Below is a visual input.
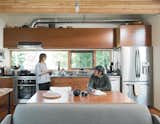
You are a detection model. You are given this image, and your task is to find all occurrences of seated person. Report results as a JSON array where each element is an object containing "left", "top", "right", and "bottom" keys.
[{"left": 88, "top": 65, "right": 111, "bottom": 91}]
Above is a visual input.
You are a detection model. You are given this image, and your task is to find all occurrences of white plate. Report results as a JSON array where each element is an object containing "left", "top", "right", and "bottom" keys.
[{"left": 43, "top": 91, "right": 61, "bottom": 99}]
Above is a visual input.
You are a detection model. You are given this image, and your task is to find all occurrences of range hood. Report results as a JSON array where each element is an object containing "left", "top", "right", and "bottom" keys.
[{"left": 17, "top": 42, "right": 42, "bottom": 49}]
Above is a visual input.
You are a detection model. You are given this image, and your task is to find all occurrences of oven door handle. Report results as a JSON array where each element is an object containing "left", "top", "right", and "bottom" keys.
[{"left": 17, "top": 84, "right": 36, "bottom": 87}]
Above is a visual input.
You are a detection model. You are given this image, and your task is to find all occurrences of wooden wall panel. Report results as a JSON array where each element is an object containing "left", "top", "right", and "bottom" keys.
[{"left": 4, "top": 28, "right": 115, "bottom": 49}]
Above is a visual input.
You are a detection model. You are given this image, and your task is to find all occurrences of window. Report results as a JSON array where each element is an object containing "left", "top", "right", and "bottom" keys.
[
  {"left": 11, "top": 51, "right": 68, "bottom": 70},
  {"left": 11, "top": 50, "right": 112, "bottom": 71},
  {"left": 96, "top": 50, "right": 112, "bottom": 67},
  {"left": 71, "top": 51, "right": 93, "bottom": 69}
]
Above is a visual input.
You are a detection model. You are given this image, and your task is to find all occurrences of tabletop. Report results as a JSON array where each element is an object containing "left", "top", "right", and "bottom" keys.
[
  {"left": 27, "top": 91, "right": 134, "bottom": 104},
  {"left": 0, "top": 88, "right": 13, "bottom": 98}
]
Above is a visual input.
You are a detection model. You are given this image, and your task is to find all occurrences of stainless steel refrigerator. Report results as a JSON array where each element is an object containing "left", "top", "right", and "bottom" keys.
[{"left": 121, "top": 47, "right": 153, "bottom": 106}]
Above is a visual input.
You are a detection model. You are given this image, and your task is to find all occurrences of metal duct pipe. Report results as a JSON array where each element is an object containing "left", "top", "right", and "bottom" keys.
[{"left": 30, "top": 18, "right": 142, "bottom": 28}]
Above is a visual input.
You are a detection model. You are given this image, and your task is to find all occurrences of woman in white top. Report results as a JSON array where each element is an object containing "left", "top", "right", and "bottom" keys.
[{"left": 35, "top": 53, "right": 52, "bottom": 90}]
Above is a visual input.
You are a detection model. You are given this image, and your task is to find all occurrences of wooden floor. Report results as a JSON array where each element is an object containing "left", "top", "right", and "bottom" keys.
[{"left": 149, "top": 108, "right": 160, "bottom": 116}]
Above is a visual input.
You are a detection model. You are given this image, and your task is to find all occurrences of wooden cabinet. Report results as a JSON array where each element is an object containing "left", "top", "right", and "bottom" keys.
[
  {"left": 0, "top": 78, "right": 14, "bottom": 88},
  {"left": 120, "top": 25, "right": 151, "bottom": 46},
  {"left": 4, "top": 28, "right": 115, "bottom": 49},
  {"left": 51, "top": 76, "right": 120, "bottom": 91},
  {"left": 51, "top": 77, "right": 89, "bottom": 90}
]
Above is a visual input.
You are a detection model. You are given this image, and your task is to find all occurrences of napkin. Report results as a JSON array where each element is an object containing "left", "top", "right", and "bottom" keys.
[
  {"left": 92, "top": 90, "right": 106, "bottom": 96},
  {"left": 50, "top": 86, "right": 72, "bottom": 95}
]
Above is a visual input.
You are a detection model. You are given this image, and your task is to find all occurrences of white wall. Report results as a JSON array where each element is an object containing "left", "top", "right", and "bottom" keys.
[{"left": 143, "top": 15, "right": 160, "bottom": 110}]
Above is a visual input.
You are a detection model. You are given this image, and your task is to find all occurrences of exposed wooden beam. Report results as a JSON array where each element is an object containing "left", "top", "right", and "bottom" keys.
[{"left": 0, "top": 0, "right": 159, "bottom": 14}]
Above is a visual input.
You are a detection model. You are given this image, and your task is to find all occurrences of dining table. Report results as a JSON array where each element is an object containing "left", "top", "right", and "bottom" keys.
[{"left": 27, "top": 90, "right": 134, "bottom": 104}]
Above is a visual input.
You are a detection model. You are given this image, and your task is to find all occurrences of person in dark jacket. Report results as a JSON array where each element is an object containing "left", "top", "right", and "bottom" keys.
[{"left": 88, "top": 65, "right": 111, "bottom": 91}]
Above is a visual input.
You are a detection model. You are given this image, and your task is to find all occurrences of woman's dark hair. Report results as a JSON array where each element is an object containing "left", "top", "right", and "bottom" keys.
[
  {"left": 39, "top": 53, "right": 47, "bottom": 62},
  {"left": 95, "top": 65, "right": 105, "bottom": 75}
]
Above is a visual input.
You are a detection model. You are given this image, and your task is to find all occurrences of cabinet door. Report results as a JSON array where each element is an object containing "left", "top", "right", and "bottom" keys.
[
  {"left": 109, "top": 77, "right": 120, "bottom": 92},
  {"left": 51, "top": 78, "right": 72, "bottom": 87},
  {"left": 51, "top": 77, "right": 89, "bottom": 90},
  {"left": 120, "top": 25, "right": 151, "bottom": 46}
]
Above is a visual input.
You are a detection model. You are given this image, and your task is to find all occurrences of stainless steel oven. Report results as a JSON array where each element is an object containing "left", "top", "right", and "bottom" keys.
[{"left": 15, "top": 76, "right": 36, "bottom": 104}]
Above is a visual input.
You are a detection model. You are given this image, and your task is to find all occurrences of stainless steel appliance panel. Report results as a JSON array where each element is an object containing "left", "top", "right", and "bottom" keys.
[
  {"left": 121, "top": 47, "right": 153, "bottom": 83},
  {"left": 123, "top": 82, "right": 152, "bottom": 106},
  {"left": 14, "top": 76, "right": 36, "bottom": 104},
  {"left": 135, "top": 47, "right": 153, "bottom": 82},
  {"left": 121, "top": 47, "right": 136, "bottom": 82},
  {"left": 121, "top": 47, "right": 153, "bottom": 106}
]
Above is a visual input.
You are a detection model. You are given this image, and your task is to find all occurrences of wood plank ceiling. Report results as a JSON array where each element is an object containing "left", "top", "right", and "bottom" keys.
[{"left": 0, "top": 0, "right": 160, "bottom": 14}]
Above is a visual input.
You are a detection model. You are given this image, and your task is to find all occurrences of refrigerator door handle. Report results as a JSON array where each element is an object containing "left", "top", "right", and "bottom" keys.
[
  {"left": 135, "top": 49, "right": 141, "bottom": 78},
  {"left": 137, "top": 50, "right": 141, "bottom": 77},
  {"left": 132, "top": 85, "right": 137, "bottom": 97},
  {"left": 135, "top": 49, "right": 138, "bottom": 77}
]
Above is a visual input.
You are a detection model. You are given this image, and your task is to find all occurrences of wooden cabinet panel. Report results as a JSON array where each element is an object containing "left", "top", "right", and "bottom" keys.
[
  {"left": 120, "top": 25, "right": 151, "bottom": 46},
  {"left": 51, "top": 77, "right": 120, "bottom": 91},
  {"left": 51, "top": 77, "right": 89, "bottom": 90},
  {"left": 0, "top": 78, "right": 13, "bottom": 88},
  {"left": 4, "top": 28, "right": 115, "bottom": 49}
]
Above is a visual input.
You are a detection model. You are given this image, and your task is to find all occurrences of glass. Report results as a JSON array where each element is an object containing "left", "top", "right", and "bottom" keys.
[
  {"left": 11, "top": 51, "right": 68, "bottom": 70},
  {"left": 71, "top": 51, "right": 93, "bottom": 69},
  {"left": 96, "top": 50, "right": 112, "bottom": 67}
]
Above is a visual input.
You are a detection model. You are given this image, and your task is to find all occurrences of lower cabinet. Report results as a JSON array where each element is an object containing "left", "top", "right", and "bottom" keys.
[
  {"left": 51, "top": 77, "right": 89, "bottom": 91},
  {"left": 51, "top": 76, "right": 121, "bottom": 92},
  {"left": 109, "top": 76, "right": 121, "bottom": 92}
]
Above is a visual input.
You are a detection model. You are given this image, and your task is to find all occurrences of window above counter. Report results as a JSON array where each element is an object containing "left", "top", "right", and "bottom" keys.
[{"left": 11, "top": 50, "right": 112, "bottom": 71}]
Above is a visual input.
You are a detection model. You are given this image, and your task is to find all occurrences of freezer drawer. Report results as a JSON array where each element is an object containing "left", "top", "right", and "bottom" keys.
[{"left": 122, "top": 83, "right": 152, "bottom": 106}]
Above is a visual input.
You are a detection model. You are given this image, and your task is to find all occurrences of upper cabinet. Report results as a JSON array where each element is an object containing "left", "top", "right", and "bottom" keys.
[
  {"left": 119, "top": 25, "right": 151, "bottom": 46},
  {"left": 4, "top": 28, "right": 115, "bottom": 49}
]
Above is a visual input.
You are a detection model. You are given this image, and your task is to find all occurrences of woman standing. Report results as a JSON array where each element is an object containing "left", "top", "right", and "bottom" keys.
[{"left": 35, "top": 53, "right": 52, "bottom": 90}]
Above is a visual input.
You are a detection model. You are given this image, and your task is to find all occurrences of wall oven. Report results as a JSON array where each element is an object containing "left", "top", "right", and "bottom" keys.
[{"left": 14, "top": 76, "right": 36, "bottom": 104}]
